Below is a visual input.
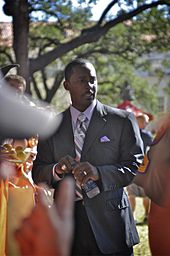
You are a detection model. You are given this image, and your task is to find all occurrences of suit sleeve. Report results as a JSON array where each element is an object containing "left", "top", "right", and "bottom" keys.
[{"left": 32, "top": 137, "right": 57, "bottom": 188}]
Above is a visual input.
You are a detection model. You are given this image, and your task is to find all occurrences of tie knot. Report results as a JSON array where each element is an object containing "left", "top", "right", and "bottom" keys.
[{"left": 77, "top": 113, "right": 87, "bottom": 123}]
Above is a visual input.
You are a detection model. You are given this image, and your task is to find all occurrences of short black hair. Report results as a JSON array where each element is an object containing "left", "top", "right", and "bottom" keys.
[{"left": 64, "top": 58, "right": 91, "bottom": 81}]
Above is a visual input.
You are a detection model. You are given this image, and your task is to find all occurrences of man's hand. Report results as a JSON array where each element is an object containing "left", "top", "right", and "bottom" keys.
[
  {"left": 72, "top": 162, "right": 99, "bottom": 187},
  {"left": 55, "top": 155, "right": 75, "bottom": 175}
]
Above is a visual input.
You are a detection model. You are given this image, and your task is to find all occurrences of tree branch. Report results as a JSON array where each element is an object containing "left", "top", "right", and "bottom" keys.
[
  {"left": 29, "top": 0, "right": 170, "bottom": 74},
  {"left": 31, "top": 75, "right": 43, "bottom": 100},
  {"left": 98, "top": 0, "right": 118, "bottom": 25}
]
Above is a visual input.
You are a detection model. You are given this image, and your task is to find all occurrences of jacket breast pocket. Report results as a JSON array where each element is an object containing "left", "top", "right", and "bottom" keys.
[{"left": 91, "top": 139, "right": 119, "bottom": 164}]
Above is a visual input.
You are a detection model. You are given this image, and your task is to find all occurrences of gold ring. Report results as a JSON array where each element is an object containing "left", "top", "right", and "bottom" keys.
[
  {"left": 61, "top": 164, "right": 67, "bottom": 171},
  {"left": 83, "top": 171, "right": 87, "bottom": 176}
]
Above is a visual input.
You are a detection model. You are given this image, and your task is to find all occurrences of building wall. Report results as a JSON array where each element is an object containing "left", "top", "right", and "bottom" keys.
[{"left": 136, "top": 51, "right": 170, "bottom": 113}]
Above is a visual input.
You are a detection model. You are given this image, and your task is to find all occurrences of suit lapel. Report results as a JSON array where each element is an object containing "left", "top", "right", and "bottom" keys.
[
  {"left": 58, "top": 109, "right": 75, "bottom": 157},
  {"left": 81, "top": 101, "right": 107, "bottom": 159},
  {"left": 59, "top": 102, "right": 108, "bottom": 159}
]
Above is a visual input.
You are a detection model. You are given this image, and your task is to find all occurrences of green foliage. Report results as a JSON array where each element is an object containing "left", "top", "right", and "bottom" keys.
[
  {"left": 29, "top": 0, "right": 93, "bottom": 24},
  {"left": 135, "top": 8, "right": 170, "bottom": 52},
  {"left": 133, "top": 198, "right": 151, "bottom": 256},
  {"left": 70, "top": 26, "right": 158, "bottom": 113},
  {"left": 1, "top": 0, "right": 170, "bottom": 115}
]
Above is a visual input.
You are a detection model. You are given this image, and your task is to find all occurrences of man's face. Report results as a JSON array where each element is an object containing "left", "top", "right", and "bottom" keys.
[{"left": 64, "top": 63, "right": 97, "bottom": 112}]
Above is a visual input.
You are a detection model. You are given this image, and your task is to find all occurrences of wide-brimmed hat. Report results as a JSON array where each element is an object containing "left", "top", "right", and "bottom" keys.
[{"left": 0, "top": 64, "right": 20, "bottom": 78}]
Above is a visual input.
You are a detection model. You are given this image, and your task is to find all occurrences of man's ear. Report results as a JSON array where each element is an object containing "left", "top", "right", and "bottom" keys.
[{"left": 63, "top": 80, "right": 69, "bottom": 91}]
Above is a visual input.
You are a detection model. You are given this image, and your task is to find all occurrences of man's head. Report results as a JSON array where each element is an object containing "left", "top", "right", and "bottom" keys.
[
  {"left": 63, "top": 58, "right": 97, "bottom": 112},
  {"left": 5, "top": 74, "right": 26, "bottom": 94}
]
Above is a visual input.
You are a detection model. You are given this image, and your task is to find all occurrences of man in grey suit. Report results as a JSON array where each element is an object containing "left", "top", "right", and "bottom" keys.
[{"left": 32, "top": 58, "right": 144, "bottom": 255}]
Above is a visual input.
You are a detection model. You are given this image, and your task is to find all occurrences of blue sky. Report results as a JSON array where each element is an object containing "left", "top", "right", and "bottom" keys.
[
  {"left": 0, "top": 0, "right": 113, "bottom": 22},
  {"left": 0, "top": 1, "right": 12, "bottom": 21}
]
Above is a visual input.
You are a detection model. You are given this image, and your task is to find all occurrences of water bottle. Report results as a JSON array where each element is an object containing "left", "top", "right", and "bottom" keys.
[{"left": 83, "top": 179, "right": 100, "bottom": 198}]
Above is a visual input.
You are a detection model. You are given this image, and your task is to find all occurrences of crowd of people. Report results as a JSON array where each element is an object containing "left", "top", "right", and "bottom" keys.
[{"left": 0, "top": 59, "right": 170, "bottom": 256}]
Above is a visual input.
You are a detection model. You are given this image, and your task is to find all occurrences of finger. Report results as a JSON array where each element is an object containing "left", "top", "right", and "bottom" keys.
[
  {"left": 81, "top": 171, "right": 90, "bottom": 186},
  {"left": 59, "top": 159, "right": 71, "bottom": 173},
  {"left": 72, "top": 163, "right": 82, "bottom": 176},
  {"left": 60, "top": 164, "right": 67, "bottom": 172},
  {"left": 62, "top": 156, "right": 75, "bottom": 172},
  {"left": 76, "top": 170, "right": 87, "bottom": 186},
  {"left": 72, "top": 163, "right": 88, "bottom": 180}
]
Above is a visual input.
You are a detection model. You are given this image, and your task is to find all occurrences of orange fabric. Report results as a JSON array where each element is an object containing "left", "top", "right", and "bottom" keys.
[
  {"left": 0, "top": 179, "right": 9, "bottom": 256},
  {"left": 7, "top": 186, "right": 35, "bottom": 255},
  {"left": 137, "top": 154, "right": 149, "bottom": 173},
  {"left": 133, "top": 117, "right": 170, "bottom": 206},
  {"left": 149, "top": 201, "right": 170, "bottom": 255},
  {"left": 0, "top": 170, "right": 36, "bottom": 255},
  {"left": 0, "top": 138, "right": 38, "bottom": 255}
]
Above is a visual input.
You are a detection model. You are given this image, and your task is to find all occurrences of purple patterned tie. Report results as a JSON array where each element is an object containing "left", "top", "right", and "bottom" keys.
[
  {"left": 74, "top": 113, "right": 87, "bottom": 161},
  {"left": 74, "top": 113, "right": 88, "bottom": 199}
]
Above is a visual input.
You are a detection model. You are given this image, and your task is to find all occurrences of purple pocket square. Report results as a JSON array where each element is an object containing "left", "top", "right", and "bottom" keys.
[{"left": 100, "top": 136, "right": 110, "bottom": 142}]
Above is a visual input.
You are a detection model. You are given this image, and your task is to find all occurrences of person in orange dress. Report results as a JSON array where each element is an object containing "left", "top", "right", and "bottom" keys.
[
  {"left": 0, "top": 74, "right": 38, "bottom": 255},
  {"left": 15, "top": 177, "right": 74, "bottom": 256}
]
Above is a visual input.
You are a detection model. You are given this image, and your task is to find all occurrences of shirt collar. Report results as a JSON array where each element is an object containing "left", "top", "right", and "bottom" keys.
[{"left": 70, "top": 99, "right": 96, "bottom": 125}]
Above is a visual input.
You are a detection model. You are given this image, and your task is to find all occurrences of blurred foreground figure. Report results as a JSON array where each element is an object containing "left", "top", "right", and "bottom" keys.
[
  {"left": 134, "top": 114, "right": 170, "bottom": 255},
  {"left": 15, "top": 177, "right": 74, "bottom": 256},
  {"left": 0, "top": 73, "right": 38, "bottom": 181},
  {"left": 0, "top": 69, "right": 60, "bottom": 143},
  {"left": 127, "top": 114, "right": 153, "bottom": 223},
  {"left": 134, "top": 114, "right": 170, "bottom": 206},
  {"left": 0, "top": 67, "right": 61, "bottom": 255}
]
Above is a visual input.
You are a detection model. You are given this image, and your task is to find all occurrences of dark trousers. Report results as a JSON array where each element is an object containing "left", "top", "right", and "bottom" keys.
[{"left": 71, "top": 201, "right": 134, "bottom": 256}]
